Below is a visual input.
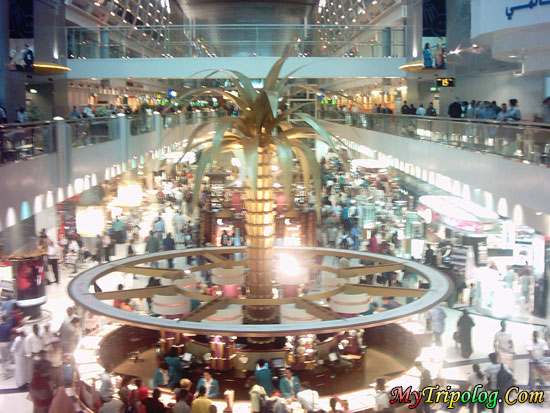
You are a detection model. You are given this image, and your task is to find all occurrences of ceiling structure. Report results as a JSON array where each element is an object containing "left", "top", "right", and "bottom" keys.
[{"left": 178, "top": 0, "right": 316, "bottom": 25}]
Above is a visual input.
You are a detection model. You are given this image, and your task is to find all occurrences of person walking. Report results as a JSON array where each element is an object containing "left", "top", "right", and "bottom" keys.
[
  {"left": 154, "top": 216, "right": 166, "bottom": 239},
  {"left": 47, "top": 240, "right": 61, "bottom": 284},
  {"left": 29, "top": 370, "right": 53, "bottom": 413},
  {"left": 485, "top": 352, "right": 513, "bottom": 413},
  {"left": 10, "top": 328, "right": 28, "bottom": 388},
  {"left": 424, "top": 244, "right": 435, "bottom": 266},
  {"left": 526, "top": 330, "right": 549, "bottom": 387},
  {"left": 493, "top": 320, "right": 514, "bottom": 369},
  {"left": 427, "top": 307, "right": 446, "bottom": 346},
  {"left": 163, "top": 233, "right": 176, "bottom": 269},
  {"left": 0, "top": 315, "right": 14, "bottom": 379},
  {"left": 146, "top": 231, "right": 160, "bottom": 268},
  {"left": 535, "top": 97, "right": 550, "bottom": 123},
  {"left": 102, "top": 232, "right": 111, "bottom": 263},
  {"left": 457, "top": 309, "right": 475, "bottom": 358},
  {"left": 467, "top": 364, "right": 484, "bottom": 413}
]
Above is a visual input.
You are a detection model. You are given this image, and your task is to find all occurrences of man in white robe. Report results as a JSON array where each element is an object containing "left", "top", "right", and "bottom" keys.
[
  {"left": 25, "top": 324, "right": 43, "bottom": 378},
  {"left": 11, "top": 329, "right": 29, "bottom": 387}
]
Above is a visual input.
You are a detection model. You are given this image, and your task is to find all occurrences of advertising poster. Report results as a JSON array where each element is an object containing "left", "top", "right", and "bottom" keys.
[
  {"left": 15, "top": 258, "right": 46, "bottom": 304},
  {"left": 8, "top": 0, "right": 34, "bottom": 72},
  {"left": 422, "top": 0, "right": 447, "bottom": 69}
]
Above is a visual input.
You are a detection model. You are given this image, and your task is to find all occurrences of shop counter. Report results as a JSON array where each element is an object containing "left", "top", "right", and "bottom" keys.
[{"left": 73, "top": 319, "right": 428, "bottom": 412}]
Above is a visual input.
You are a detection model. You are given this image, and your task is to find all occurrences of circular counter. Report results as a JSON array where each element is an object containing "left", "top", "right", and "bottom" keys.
[{"left": 74, "top": 319, "right": 428, "bottom": 412}]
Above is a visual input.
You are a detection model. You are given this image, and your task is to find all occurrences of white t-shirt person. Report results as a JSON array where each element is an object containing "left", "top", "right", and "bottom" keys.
[
  {"left": 296, "top": 386, "right": 321, "bottom": 413},
  {"left": 527, "top": 336, "right": 549, "bottom": 360},
  {"left": 494, "top": 330, "right": 514, "bottom": 354}
]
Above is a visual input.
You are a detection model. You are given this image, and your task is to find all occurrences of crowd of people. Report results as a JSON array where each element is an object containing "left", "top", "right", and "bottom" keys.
[
  {"left": 95, "top": 355, "right": 354, "bottom": 413},
  {"left": 400, "top": 95, "right": 550, "bottom": 124},
  {"left": 0, "top": 304, "right": 84, "bottom": 412}
]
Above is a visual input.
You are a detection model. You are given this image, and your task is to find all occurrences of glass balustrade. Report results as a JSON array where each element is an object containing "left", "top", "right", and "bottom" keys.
[
  {"left": 0, "top": 121, "right": 55, "bottom": 164},
  {"left": 129, "top": 115, "right": 154, "bottom": 135},
  {"left": 319, "top": 110, "right": 550, "bottom": 166},
  {"left": 68, "top": 116, "right": 118, "bottom": 147},
  {"left": 66, "top": 24, "right": 406, "bottom": 59}
]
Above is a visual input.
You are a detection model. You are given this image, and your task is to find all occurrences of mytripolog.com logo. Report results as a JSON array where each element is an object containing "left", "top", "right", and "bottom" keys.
[{"left": 389, "top": 385, "right": 544, "bottom": 409}]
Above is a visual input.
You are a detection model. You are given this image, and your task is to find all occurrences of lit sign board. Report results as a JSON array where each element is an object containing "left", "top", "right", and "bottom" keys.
[{"left": 436, "top": 78, "right": 455, "bottom": 87}]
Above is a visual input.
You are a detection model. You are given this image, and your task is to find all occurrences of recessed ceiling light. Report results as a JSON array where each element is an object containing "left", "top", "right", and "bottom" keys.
[{"left": 509, "top": 55, "right": 517, "bottom": 58}]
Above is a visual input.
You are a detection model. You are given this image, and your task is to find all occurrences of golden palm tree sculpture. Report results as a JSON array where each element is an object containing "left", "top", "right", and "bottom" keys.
[{"left": 174, "top": 57, "right": 338, "bottom": 329}]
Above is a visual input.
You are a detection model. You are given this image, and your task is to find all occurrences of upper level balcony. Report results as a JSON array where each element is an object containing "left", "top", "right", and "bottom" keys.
[
  {"left": 66, "top": 24, "right": 407, "bottom": 79},
  {"left": 2, "top": 110, "right": 550, "bottom": 246}
]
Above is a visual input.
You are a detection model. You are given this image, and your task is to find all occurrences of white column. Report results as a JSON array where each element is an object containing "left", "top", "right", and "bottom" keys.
[
  {"left": 117, "top": 113, "right": 129, "bottom": 163},
  {"left": 54, "top": 117, "right": 71, "bottom": 190}
]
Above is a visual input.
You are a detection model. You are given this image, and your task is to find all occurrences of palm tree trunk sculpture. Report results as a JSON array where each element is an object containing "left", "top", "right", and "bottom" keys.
[
  {"left": 244, "top": 147, "right": 278, "bottom": 326},
  {"left": 169, "top": 58, "right": 341, "bottom": 341}
]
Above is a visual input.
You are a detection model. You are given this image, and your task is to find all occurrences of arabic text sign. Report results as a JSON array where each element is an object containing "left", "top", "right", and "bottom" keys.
[
  {"left": 506, "top": 0, "right": 550, "bottom": 20},
  {"left": 471, "top": 0, "right": 550, "bottom": 39}
]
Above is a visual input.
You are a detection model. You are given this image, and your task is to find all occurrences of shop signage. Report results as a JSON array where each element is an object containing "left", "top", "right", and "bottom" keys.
[{"left": 506, "top": 0, "right": 550, "bottom": 20}]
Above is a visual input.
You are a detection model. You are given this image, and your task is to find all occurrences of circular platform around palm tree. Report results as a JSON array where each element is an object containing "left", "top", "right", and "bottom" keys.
[{"left": 69, "top": 246, "right": 451, "bottom": 337}]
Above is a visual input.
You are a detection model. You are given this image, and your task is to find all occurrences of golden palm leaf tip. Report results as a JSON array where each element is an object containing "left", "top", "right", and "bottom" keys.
[{"left": 174, "top": 57, "right": 339, "bottom": 327}]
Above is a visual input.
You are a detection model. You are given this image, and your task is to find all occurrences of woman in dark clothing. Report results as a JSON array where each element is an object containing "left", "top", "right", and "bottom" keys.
[{"left": 457, "top": 309, "right": 475, "bottom": 358}]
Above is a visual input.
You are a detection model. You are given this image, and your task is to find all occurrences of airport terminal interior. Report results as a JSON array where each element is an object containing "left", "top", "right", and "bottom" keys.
[{"left": 2, "top": 0, "right": 550, "bottom": 412}]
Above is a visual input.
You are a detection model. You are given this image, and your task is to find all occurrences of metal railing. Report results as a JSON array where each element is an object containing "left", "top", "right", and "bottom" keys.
[
  {"left": 129, "top": 115, "right": 154, "bottom": 135},
  {"left": 66, "top": 24, "right": 406, "bottom": 59},
  {"left": 0, "top": 121, "right": 55, "bottom": 164},
  {"left": 319, "top": 110, "right": 550, "bottom": 166},
  {"left": 68, "top": 116, "right": 118, "bottom": 148}
]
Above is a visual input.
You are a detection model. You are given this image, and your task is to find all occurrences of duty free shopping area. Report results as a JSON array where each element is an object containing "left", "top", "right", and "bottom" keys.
[{"left": 2, "top": 0, "right": 550, "bottom": 412}]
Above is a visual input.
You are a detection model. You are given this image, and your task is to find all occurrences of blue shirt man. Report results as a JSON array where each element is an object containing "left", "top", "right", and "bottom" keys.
[{"left": 254, "top": 359, "right": 274, "bottom": 396}]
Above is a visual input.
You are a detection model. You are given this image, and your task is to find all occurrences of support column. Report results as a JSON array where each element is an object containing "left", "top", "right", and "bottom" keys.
[
  {"left": 55, "top": 118, "right": 71, "bottom": 192},
  {"left": 382, "top": 27, "right": 392, "bottom": 58},
  {"left": 100, "top": 28, "right": 109, "bottom": 59},
  {"left": 153, "top": 112, "right": 162, "bottom": 148},
  {"left": 117, "top": 113, "right": 129, "bottom": 163}
]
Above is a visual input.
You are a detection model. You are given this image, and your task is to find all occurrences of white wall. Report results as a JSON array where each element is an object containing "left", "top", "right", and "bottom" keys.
[
  {"left": 471, "top": 0, "right": 550, "bottom": 38},
  {"left": 67, "top": 57, "right": 407, "bottom": 79}
]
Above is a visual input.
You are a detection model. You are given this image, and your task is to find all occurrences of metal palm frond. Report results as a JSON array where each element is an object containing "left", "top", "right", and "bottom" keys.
[{"left": 176, "top": 57, "right": 342, "bottom": 216}]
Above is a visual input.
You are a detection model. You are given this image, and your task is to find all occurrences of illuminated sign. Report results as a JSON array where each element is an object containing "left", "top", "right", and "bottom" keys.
[
  {"left": 168, "top": 89, "right": 177, "bottom": 98},
  {"left": 436, "top": 78, "right": 455, "bottom": 87}
]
